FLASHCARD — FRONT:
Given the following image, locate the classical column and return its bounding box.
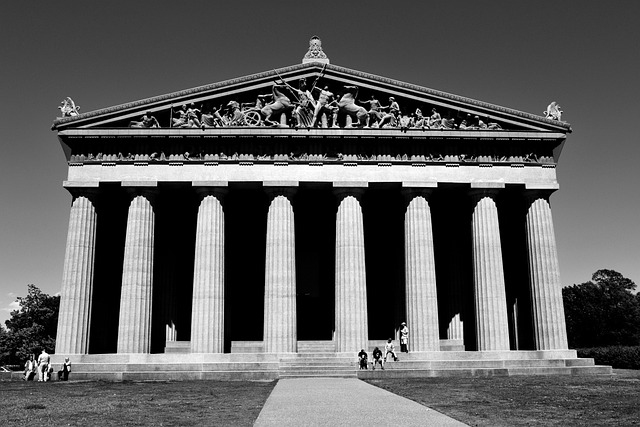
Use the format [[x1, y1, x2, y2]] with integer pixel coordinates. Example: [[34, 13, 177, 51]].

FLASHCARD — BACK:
[[190, 187, 227, 353], [117, 188, 156, 354], [55, 188, 98, 355], [470, 189, 510, 351], [525, 191, 568, 350], [334, 187, 368, 352], [403, 189, 440, 351], [263, 187, 297, 353]]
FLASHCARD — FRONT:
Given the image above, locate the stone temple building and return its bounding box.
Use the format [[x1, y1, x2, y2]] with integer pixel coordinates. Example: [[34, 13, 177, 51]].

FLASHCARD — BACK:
[[50, 38, 609, 379]]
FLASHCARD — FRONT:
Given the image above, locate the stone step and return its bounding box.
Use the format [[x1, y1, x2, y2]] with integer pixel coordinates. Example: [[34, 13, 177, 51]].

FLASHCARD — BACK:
[[507, 365, 612, 376], [64, 362, 280, 373], [373, 359, 578, 370], [230, 341, 263, 353], [297, 341, 335, 353], [164, 341, 191, 354], [283, 353, 349, 359], [67, 370, 280, 381], [280, 365, 355, 372], [565, 358, 596, 367], [280, 358, 354, 364], [357, 365, 613, 378], [280, 371, 358, 378]]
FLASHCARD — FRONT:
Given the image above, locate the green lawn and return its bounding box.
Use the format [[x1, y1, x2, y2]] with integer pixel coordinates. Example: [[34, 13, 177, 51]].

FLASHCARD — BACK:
[[366, 370, 640, 426], [1, 371, 638, 426], [0, 380, 276, 426]]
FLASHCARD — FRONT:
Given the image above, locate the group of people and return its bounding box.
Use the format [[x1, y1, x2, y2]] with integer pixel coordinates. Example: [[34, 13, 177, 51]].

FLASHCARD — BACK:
[[23, 350, 71, 382], [358, 322, 410, 370]]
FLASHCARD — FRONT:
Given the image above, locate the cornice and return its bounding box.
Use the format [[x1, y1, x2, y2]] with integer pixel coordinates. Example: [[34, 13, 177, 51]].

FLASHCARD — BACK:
[[52, 62, 571, 132]]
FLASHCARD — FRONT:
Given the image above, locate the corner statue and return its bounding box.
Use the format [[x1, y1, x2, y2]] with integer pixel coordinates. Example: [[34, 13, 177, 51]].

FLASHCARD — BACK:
[[544, 102, 563, 121], [58, 97, 80, 117]]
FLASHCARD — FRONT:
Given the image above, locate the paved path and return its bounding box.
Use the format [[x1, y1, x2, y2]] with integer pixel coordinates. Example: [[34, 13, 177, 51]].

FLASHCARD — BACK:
[[254, 378, 469, 426]]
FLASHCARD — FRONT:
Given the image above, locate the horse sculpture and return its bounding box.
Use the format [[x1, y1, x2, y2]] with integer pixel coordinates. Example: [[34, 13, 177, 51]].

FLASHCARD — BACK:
[[260, 84, 293, 127], [338, 86, 369, 127]]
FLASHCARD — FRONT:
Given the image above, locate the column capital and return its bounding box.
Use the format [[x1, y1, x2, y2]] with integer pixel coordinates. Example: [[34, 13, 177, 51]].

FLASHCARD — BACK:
[[333, 185, 366, 202], [523, 189, 556, 205], [194, 186, 228, 202], [468, 188, 501, 207], [264, 186, 297, 200], [64, 183, 100, 202], [123, 186, 158, 205], [401, 187, 434, 205]]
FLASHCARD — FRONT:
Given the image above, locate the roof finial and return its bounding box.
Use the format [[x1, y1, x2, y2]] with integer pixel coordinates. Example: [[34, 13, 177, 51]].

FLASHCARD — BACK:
[[302, 36, 329, 64], [58, 97, 80, 118]]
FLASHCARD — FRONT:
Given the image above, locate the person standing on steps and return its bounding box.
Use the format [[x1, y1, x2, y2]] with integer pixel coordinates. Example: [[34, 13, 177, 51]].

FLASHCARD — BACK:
[[399, 322, 409, 353]]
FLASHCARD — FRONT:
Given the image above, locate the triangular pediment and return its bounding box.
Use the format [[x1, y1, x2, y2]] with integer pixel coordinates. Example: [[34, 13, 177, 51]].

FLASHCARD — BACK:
[[52, 62, 571, 133]]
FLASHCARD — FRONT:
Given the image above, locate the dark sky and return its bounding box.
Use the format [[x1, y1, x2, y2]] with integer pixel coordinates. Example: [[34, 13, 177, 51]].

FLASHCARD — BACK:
[[1, 1, 638, 323]]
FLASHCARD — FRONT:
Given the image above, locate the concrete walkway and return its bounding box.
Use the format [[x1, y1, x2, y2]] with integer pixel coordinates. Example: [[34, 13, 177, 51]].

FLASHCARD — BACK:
[[254, 378, 469, 426]]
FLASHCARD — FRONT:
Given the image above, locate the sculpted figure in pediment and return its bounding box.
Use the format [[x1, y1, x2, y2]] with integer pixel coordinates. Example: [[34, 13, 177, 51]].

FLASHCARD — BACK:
[[260, 83, 293, 127], [441, 117, 456, 129], [201, 106, 225, 128], [412, 108, 426, 128], [172, 105, 189, 128], [310, 85, 338, 128], [358, 95, 384, 127], [129, 111, 160, 128], [172, 103, 203, 128], [338, 85, 369, 128], [284, 78, 316, 128], [225, 101, 245, 126], [376, 96, 400, 128], [427, 108, 441, 129], [186, 104, 202, 128]]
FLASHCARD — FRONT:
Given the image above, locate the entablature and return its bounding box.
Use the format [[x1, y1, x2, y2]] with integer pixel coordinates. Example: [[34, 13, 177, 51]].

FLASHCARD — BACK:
[[59, 129, 565, 168]]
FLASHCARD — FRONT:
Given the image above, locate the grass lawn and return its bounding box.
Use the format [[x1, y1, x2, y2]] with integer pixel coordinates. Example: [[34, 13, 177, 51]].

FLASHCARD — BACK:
[[1, 371, 639, 426], [365, 369, 640, 426], [0, 380, 276, 426]]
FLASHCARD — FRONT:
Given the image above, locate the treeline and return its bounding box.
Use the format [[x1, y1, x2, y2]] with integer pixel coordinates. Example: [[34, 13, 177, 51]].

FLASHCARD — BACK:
[[563, 269, 640, 369], [0, 284, 59, 366]]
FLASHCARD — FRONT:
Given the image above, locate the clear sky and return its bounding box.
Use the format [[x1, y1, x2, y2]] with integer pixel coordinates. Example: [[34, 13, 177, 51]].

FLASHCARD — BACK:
[[1, 1, 638, 325]]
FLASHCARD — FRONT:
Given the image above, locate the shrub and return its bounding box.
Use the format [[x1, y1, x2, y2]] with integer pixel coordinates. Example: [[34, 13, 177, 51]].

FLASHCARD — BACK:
[[577, 346, 640, 369]]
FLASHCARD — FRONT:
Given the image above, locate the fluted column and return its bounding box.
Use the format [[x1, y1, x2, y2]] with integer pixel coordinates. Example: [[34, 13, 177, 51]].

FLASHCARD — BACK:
[[55, 188, 98, 355], [403, 189, 440, 351], [525, 192, 568, 350], [334, 188, 368, 352], [190, 187, 227, 353], [117, 188, 156, 354], [263, 187, 297, 353], [470, 189, 510, 350]]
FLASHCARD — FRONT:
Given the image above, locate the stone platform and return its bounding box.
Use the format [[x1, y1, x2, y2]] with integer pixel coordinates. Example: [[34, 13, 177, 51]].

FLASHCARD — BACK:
[[23, 344, 611, 381]]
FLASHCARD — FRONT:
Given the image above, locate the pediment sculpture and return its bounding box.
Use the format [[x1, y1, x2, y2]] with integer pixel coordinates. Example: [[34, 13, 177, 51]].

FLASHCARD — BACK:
[[129, 79, 504, 132]]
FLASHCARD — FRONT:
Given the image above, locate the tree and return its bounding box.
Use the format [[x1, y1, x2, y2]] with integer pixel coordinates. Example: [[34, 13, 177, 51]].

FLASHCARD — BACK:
[[563, 269, 640, 348], [0, 284, 60, 366]]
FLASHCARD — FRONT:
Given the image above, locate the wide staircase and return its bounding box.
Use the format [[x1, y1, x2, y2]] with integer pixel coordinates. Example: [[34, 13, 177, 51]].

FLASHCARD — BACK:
[[12, 340, 609, 381], [279, 341, 357, 378]]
